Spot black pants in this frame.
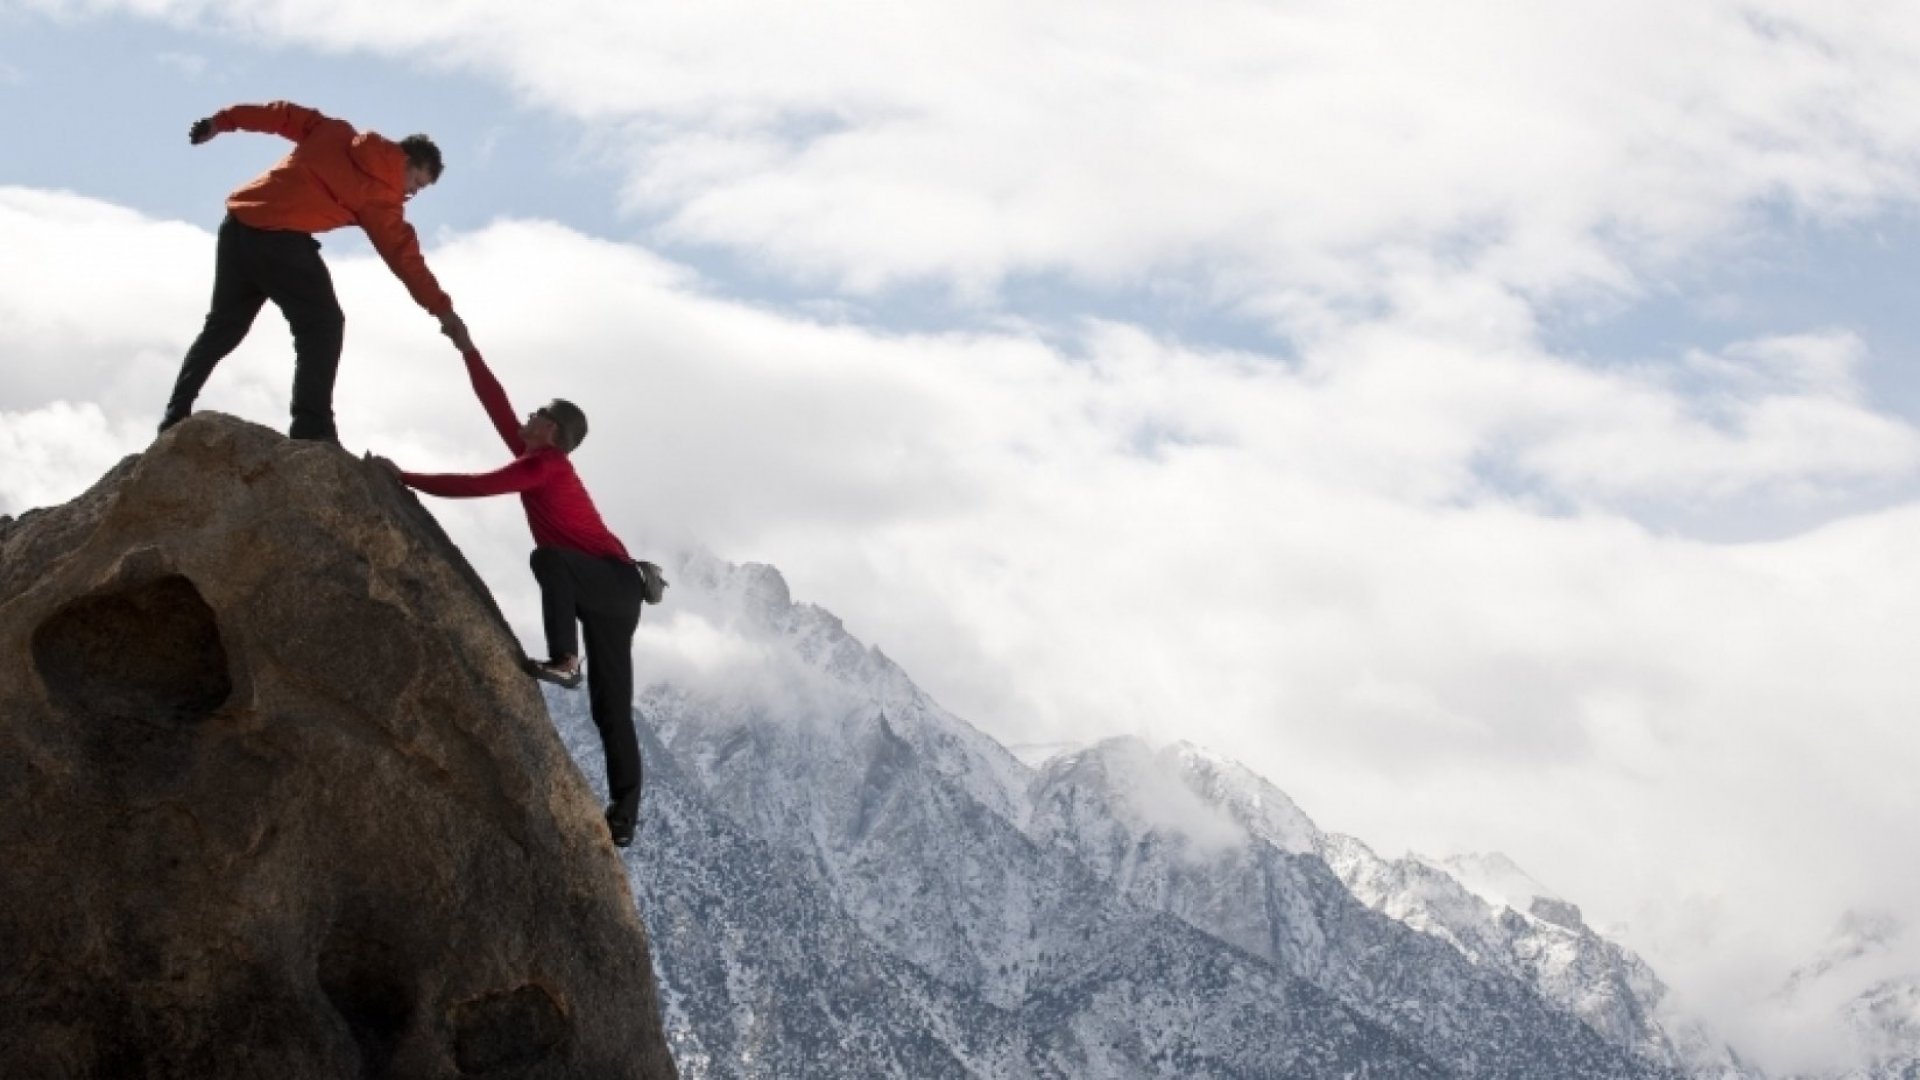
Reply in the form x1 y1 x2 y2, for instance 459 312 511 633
530 547 645 823
165 214 346 440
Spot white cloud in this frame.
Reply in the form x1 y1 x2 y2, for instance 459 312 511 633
0 187 221 413
1511 332 1920 502
1075 741 1253 859
0 400 148 515
46 0 1920 323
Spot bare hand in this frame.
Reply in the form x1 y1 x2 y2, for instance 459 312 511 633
437 310 476 354
188 118 216 145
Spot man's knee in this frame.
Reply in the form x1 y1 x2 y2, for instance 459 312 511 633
184 325 246 365
195 297 264 346
287 305 345 346
200 306 254 336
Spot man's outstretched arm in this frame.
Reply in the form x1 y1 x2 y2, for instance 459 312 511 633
458 351 527 455
356 199 457 321
189 102 328 145
392 452 557 498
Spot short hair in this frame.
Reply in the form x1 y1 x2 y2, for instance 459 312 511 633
399 134 443 181
546 399 588 452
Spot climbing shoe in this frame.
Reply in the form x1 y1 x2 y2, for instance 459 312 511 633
523 656 583 690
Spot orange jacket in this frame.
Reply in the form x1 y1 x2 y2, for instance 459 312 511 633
215 102 452 315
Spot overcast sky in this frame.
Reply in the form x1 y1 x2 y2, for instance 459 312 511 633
6 1 1920 1069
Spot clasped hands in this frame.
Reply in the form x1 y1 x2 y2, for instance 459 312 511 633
437 310 476 354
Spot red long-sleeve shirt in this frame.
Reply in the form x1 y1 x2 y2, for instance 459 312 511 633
401 352 631 561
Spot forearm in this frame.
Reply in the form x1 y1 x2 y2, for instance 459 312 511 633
360 204 453 315
374 239 453 315
212 102 323 141
401 455 548 498
400 471 502 498
462 352 525 453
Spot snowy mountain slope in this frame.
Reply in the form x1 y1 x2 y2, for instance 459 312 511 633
626 686 1451 1073
1326 835 1755 1079
545 551 1757 1077
555 691 1018 1079
647 688 1088 1009
665 554 1030 826
1016 920 1449 1079
1027 737 1678 1080
550 691 1451 1077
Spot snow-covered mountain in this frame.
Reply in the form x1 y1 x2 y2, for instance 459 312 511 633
1777 913 1920 1080
1324 838 1754 1080
1027 737 1694 1078
547 552 1756 1078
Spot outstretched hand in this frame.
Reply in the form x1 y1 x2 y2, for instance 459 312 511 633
188 118 217 145
437 309 476 354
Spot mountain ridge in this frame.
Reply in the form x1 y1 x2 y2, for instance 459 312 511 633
554 550 1766 1077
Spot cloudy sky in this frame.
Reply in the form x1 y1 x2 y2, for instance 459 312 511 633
6 0 1920 1067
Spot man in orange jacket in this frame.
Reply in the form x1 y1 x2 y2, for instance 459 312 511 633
160 101 476 442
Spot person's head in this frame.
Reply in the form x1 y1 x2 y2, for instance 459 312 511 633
522 399 589 452
399 134 443 199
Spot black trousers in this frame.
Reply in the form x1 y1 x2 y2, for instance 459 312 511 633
530 547 645 822
165 214 346 440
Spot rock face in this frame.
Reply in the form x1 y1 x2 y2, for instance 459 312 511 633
0 414 678 1080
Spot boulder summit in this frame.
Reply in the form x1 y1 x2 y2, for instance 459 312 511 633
0 413 677 1079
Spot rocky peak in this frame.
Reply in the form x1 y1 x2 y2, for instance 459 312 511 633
0 413 677 1079
1528 896 1588 932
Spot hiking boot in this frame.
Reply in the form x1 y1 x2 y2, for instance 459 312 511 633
605 807 637 848
523 656 583 690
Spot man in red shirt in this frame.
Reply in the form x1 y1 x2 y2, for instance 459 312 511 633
161 101 475 442
373 351 645 847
